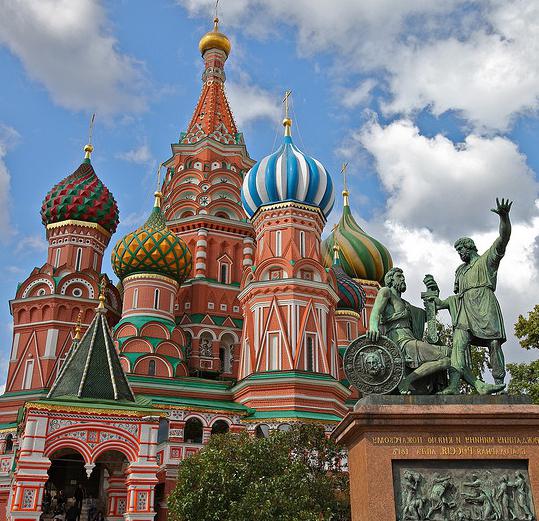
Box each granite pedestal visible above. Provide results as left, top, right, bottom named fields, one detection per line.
left=333, top=395, right=539, bottom=521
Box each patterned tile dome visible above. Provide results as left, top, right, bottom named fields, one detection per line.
left=322, top=197, right=392, bottom=283
left=332, top=250, right=367, bottom=313
left=241, top=121, right=335, bottom=219
left=41, top=157, right=119, bottom=234
left=111, top=194, right=192, bottom=284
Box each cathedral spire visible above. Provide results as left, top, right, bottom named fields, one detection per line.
left=182, top=17, right=237, bottom=144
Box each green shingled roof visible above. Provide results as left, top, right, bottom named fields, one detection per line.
left=48, top=307, right=135, bottom=402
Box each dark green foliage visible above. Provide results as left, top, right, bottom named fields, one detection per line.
left=514, top=304, right=539, bottom=350
left=168, top=424, right=350, bottom=521
left=508, top=305, right=539, bottom=403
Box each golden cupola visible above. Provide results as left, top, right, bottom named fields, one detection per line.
left=199, top=17, right=231, bottom=56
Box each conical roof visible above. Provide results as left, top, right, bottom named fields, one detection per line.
left=48, top=300, right=134, bottom=402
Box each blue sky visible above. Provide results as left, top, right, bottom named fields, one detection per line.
left=0, top=0, right=538, bottom=380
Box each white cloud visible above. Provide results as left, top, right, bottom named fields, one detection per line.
left=226, top=81, right=280, bottom=127
left=339, top=80, right=377, bottom=109
left=15, top=235, right=48, bottom=254
left=0, top=0, right=146, bottom=114
left=0, top=125, right=19, bottom=243
left=179, top=0, right=539, bottom=131
left=358, top=119, right=539, bottom=239
left=117, top=143, right=153, bottom=165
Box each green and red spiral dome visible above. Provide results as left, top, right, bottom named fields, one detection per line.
left=41, top=159, right=119, bottom=234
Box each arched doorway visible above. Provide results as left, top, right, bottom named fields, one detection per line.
left=211, top=420, right=229, bottom=436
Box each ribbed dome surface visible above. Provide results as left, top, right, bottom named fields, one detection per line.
left=241, top=135, right=335, bottom=219
left=332, top=260, right=366, bottom=313
left=41, top=161, right=119, bottom=233
left=111, top=204, right=192, bottom=284
left=322, top=205, right=392, bottom=283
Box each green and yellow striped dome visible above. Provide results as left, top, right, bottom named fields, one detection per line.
left=322, top=194, right=392, bottom=283
left=111, top=194, right=192, bottom=284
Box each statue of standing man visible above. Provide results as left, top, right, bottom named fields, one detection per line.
left=431, top=198, right=512, bottom=395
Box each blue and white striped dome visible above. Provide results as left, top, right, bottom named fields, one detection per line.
left=241, top=134, right=335, bottom=219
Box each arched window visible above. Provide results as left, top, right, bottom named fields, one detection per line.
left=157, top=418, right=169, bottom=444
left=148, top=359, right=156, bottom=376
left=299, top=231, right=305, bottom=257
left=220, top=263, right=229, bottom=284
left=133, top=288, right=139, bottom=309
left=211, top=420, right=229, bottom=436
left=75, top=248, right=83, bottom=271
left=255, top=424, right=270, bottom=438
left=275, top=230, right=282, bottom=257
left=4, top=434, right=13, bottom=454
left=184, top=418, right=203, bottom=444
left=154, top=288, right=160, bottom=309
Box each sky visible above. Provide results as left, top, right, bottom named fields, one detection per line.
left=0, top=0, right=538, bottom=384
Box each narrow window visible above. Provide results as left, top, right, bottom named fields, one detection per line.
left=92, top=252, right=98, bottom=271
left=306, top=336, right=314, bottom=372
left=148, top=359, right=156, bottom=376
left=4, top=435, right=13, bottom=454
left=54, top=248, right=61, bottom=268
left=299, top=231, right=305, bottom=257
left=220, top=263, right=229, bottom=284
left=23, top=359, right=34, bottom=389
left=133, top=288, right=139, bottom=309
left=269, top=333, right=279, bottom=370
left=275, top=230, right=282, bottom=257
left=170, top=293, right=174, bottom=313
left=154, top=288, right=160, bottom=309
left=346, top=322, right=352, bottom=341
left=75, top=248, right=83, bottom=271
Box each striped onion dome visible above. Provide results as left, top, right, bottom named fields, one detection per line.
left=241, top=120, right=335, bottom=219
left=322, top=193, right=392, bottom=283
left=331, top=248, right=366, bottom=313
left=41, top=148, right=119, bottom=234
left=111, top=193, right=192, bottom=284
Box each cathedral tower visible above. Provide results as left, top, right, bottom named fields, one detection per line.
left=161, top=18, right=255, bottom=379
left=234, top=113, right=350, bottom=421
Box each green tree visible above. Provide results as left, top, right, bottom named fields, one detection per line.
left=508, top=305, right=539, bottom=403
left=168, top=424, right=350, bottom=521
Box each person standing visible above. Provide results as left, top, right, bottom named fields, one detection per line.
left=74, top=484, right=84, bottom=520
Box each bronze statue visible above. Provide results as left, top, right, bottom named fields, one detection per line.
left=430, top=198, right=511, bottom=394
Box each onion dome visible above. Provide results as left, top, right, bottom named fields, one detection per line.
left=331, top=246, right=366, bottom=313
left=41, top=144, right=119, bottom=233
left=199, top=17, right=231, bottom=57
left=322, top=190, right=392, bottom=283
left=111, top=192, right=192, bottom=284
left=241, top=117, right=335, bottom=219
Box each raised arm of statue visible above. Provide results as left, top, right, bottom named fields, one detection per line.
left=367, top=286, right=391, bottom=342
left=490, top=197, right=512, bottom=258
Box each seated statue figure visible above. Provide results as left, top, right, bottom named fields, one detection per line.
left=367, top=267, right=450, bottom=394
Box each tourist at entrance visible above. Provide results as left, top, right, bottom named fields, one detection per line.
left=66, top=503, right=79, bottom=521
left=74, top=484, right=84, bottom=520
left=57, top=490, right=66, bottom=512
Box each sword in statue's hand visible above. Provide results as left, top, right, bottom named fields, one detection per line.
left=422, top=274, right=440, bottom=344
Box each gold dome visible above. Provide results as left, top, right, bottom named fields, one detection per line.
left=199, top=18, right=231, bottom=57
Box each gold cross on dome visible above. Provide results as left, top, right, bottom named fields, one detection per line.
left=341, top=162, right=349, bottom=192
left=88, top=113, right=95, bottom=145
left=282, top=90, right=292, bottom=119
left=214, top=0, right=220, bottom=20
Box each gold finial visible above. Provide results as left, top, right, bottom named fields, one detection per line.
left=84, top=113, right=96, bottom=160
left=154, top=163, right=164, bottom=208
left=341, top=162, right=350, bottom=206
left=74, top=311, right=83, bottom=341
left=282, top=90, right=292, bottom=136
left=97, top=276, right=106, bottom=310
left=333, top=243, right=341, bottom=263
left=214, top=0, right=220, bottom=27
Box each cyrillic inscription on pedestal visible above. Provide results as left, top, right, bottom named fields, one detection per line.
left=393, top=460, right=535, bottom=521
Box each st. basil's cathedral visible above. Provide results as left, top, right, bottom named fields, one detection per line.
left=0, top=18, right=392, bottom=521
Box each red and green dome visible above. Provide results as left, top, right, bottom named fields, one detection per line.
left=111, top=196, right=192, bottom=284
left=41, top=159, right=119, bottom=234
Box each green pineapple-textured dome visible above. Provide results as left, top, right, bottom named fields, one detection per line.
left=322, top=193, right=392, bottom=283
left=41, top=154, right=119, bottom=234
left=111, top=194, right=192, bottom=284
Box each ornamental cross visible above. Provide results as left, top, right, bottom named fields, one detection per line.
left=88, top=113, right=95, bottom=145
left=156, top=163, right=164, bottom=191
left=282, top=90, right=292, bottom=119
left=341, top=162, right=349, bottom=192
left=214, top=0, right=220, bottom=19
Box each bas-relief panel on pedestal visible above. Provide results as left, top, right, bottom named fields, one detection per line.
left=393, top=460, right=536, bottom=521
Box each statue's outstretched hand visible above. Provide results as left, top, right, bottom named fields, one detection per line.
left=366, top=327, right=380, bottom=342
left=491, top=197, right=512, bottom=218
left=423, top=274, right=439, bottom=293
